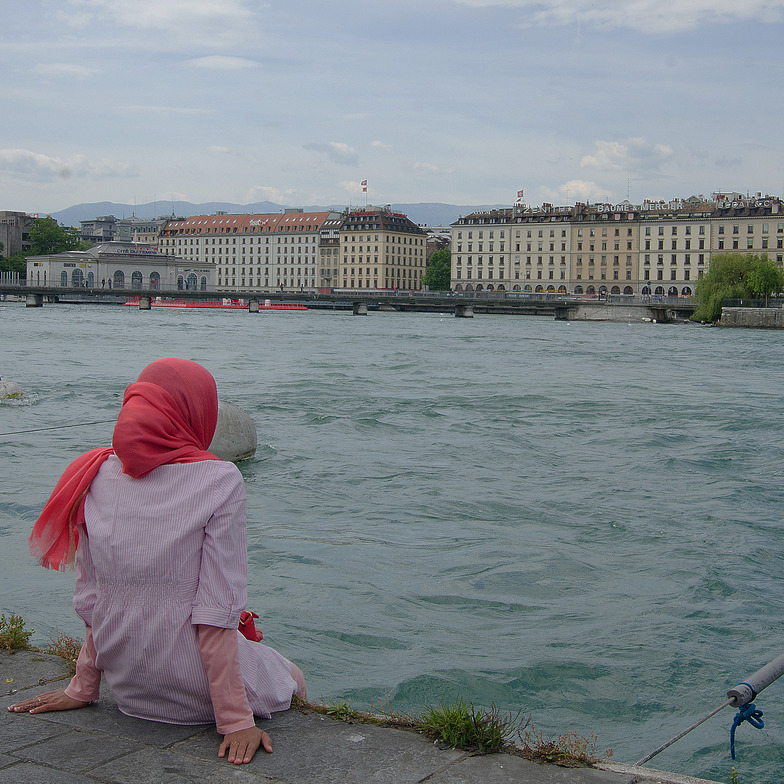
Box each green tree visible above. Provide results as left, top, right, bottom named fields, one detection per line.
left=0, top=252, right=27, bottom=276
left=422, top=248, right=452, bottom=291
left=692, top=253, right=778, bottom=322
left=27, top=217, right=82, bottom=255
left=746, top=255, right=784, bottom=305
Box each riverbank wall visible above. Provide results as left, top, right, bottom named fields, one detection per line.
left=720, top=307, right=784, bottom=329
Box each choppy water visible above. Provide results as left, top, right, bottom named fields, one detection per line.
left=2, top=302, right=783, bottom=782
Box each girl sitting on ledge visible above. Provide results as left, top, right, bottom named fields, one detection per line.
left=8, top=357, right=306, bottom=765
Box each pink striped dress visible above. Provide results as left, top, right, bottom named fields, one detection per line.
left=73, top=455, right=297, bottom=724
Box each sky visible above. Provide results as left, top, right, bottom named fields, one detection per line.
left=3, top=0, right=784, bottom=214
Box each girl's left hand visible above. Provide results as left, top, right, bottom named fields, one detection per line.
left=7, top=689, right=91, bottom=714
left=219, top=726, right=272, bottom=764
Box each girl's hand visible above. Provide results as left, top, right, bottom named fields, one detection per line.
left=218, top=726, right=272, bottom=764
left=7, top=689, right=91, bottom=714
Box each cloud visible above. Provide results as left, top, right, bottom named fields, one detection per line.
left=31, top=63, right=97, bottom=78
left=158, top=191, right=190, bottom=202
left=187, top=56, right=258, bottom=70
left=0, top=148, right=135, bottom=181
left=541, top=179, right=613, bottom=203
left=125, top=105, right=212, bottom=115
left=303, top=142, right=359, bottom=166
left=580, top=137, right=673, bottom=171
left=413, top=161, right=453, bottom=175
left=451, top=0, right=784, bottom=33
left=64, top=0, right=258, bottom=47
left=340, top=180, right=369, bottom=197
left=247, top=185, right=296, bottom=203
left=371, top=140, right=393, bottom=152
left=208, top=145, right=229, bottom=154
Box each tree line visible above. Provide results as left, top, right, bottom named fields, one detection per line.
left=692, top=253, right=784, bottom=322
left=0, top=217, right=87, bottom=276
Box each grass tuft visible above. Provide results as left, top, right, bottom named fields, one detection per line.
left=324, top=699, right=364, bottom=722
left=518, top=723, right=612, bottom=766
left=46, top=632, right=82, bottom=675
left=418, top=697, right=523, bottom=753
left=298, top=694, right=526, bottom=755
left=0, top=614, right=34, bottom=652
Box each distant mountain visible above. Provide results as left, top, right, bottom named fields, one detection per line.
left=47, top=201, right=505, bottom=229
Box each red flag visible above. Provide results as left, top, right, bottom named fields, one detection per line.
left=517, top=189, right=524, bottom=199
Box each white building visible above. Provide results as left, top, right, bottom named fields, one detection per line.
left=27, top=242, right=213, bottom=291
left=159, top=209, right=343, bottom=292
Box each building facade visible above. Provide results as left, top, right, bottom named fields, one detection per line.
left=0, top=211, right=35, bottom=257
left=336, top=206, right=427, bottom=290
left=160, top=205, right=427, bottom=293
left=79, top=215, right=117, bottom=244
left=160, top=209, right=342, bottom=292
left=451, top=193, right=784, bottom=296
left=114, top=216, right=171, bottom=247
left=27, top=242, right=212, bottom=291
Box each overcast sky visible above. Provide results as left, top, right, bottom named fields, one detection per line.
left=3, top=0, right=784, bottom=214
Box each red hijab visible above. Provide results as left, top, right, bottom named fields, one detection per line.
left=29, top=358, right=220, bottom=570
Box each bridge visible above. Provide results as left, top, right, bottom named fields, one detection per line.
left=0, top=283, right=697, bottom=322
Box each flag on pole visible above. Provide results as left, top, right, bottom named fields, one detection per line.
left=517, top=189, right=524, bottom=199
left=361, top=179, right=368, bottom=192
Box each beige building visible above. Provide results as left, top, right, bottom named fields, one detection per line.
left=452, top=194, right=784, bottom=296
left=337, top=205, right=427, bottom=290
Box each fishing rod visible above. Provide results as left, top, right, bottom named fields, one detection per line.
left=637, top=651, right=784, bottom=765
left=0, top=420, right=116, bottom=437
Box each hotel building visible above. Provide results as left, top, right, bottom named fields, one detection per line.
left=451, top=193, right=784, bottom=296
left=335, top=206, right=427, bottom=290
left=159, top=209, right=341, bottom=291
left=160, top=205, right=427, bottom=293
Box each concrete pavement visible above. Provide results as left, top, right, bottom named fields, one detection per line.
left=1, top=650, right=721, bottom=784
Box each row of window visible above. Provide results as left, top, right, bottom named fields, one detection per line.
left=57, top=269, right=207, bottom=291
left=456, top=223, right=784, bottom=241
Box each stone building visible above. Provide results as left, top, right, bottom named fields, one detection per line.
left=0, top=211, right=35, bottom=257
left=336, top=205, right=427, bottom=290
left=159, top=205, right=426, bottom=292
left=159, top=209, right=342, bottom=292
left=451, top=194, right=784, bottom=296
left=26, top=242, right=212, bottom=291
left=79, top=215, right=117, bottom=243
left=115, top=217, right=171, bottom=247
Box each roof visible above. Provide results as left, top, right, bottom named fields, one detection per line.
left=162, top=211, right=341, bottom=235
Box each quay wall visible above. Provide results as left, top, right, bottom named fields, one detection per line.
left=720, top=307, right=784, bottom=329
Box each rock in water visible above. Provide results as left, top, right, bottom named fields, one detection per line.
left=209, top=400, right=257, bottom=462
left=0, top=380, right=23, bottom=398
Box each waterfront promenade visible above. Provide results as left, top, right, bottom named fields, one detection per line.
left=2, top=650, right=721, bottom=784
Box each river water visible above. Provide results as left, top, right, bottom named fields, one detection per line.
left=1, top=302, right=783, bottom=782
